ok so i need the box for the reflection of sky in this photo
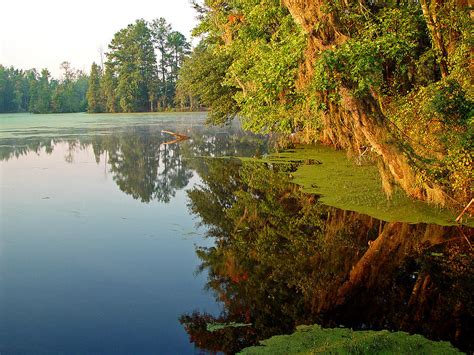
[0,142,219,354]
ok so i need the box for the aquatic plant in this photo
[239,325,462,354]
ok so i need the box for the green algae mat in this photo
[239,325,461,354]
[248,145,471,226]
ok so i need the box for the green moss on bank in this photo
[239,325,462,354]
[247,145,471,226]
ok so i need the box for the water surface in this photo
[0,112,267,354]
[0,113,472,354]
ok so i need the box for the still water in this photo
[0,113,472,354]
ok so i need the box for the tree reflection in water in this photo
[0,122,268,204]
[182,159,473,354]
[2,120,471,352]
[100,128,193,203]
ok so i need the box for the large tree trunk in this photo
[420,0,450,78]
[282,0,452,205]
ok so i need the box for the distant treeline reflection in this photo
[181,160,473,354]
[0,124,268,203]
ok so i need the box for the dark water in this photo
[0,113,472,354]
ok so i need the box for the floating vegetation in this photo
[239,325,462,354]
[247,145,472,226]
[207,322,252,332]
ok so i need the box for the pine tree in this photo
[32,69,52,113]
[102,65,117,113]
[87,62,104,112]
[105,19,157,112]
[150,18,172,109]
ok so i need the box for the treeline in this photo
[177,0,473,206]
[0,62,88,113]
[0,17,191,114]
[87,18,191,113]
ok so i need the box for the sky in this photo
[0,0,199,78]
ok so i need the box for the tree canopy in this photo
[100,18,191,113]
[0,63,88,114]
[177,0,473,206]
[1,18,191,114]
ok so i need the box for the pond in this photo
[0,113,472,354]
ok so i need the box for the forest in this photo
[177,0,472,208]
[0,1,472,206]
[0,62,88,114]
[0,18,190,114]
[1,2,472,353]
[88,18,191,113]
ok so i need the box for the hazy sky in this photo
[0,0,198,78]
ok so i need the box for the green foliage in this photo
[166,30,191,98]
[313,6,426,99]
[106,19,157,113]
[0,64,88,114]
[147,17,191,110]
[0,65,30,113]
[2,17,188,115]
[387,76,473,200]
[430,79,473,124]
[99,18,191,113]
[102,66,118,113]
[51,62,89,113]
[230,14,306,133]
[178,0,306,131]
[87,63,104,113]
[150,17,172,109]
[30,69,52,113]
[239,325,462,354]
[430,146,473,197]
[177,43,239,124]
[183,0,472,202]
